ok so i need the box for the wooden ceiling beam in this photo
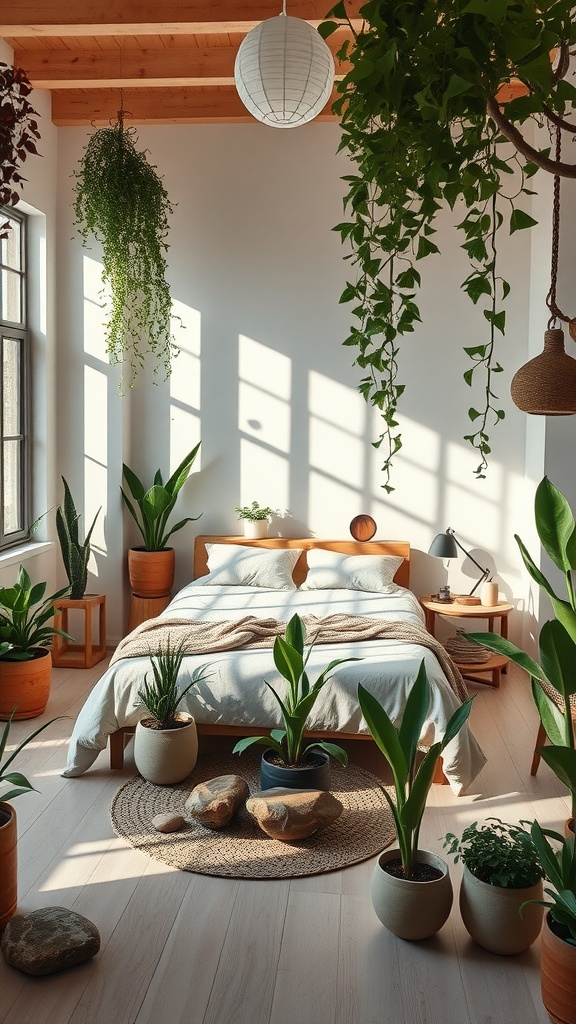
[15,31,352,89]
[50,85,341,125]
[1,1,363,36]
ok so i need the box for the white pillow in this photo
[201,544,302,589]
[301,549,404,592]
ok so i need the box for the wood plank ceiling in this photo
[0,1,363,126]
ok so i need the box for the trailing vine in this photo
[320,0,576,490]
[0,63,41,233]
[73,113,178,389]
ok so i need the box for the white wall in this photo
[52,122,537,643]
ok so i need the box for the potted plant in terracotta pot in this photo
[0,706,62,927]
[235,501,275,539]
[233,613,359,791]
[443,818,544,955]
[358,662,473,940]
[0,567,72,720]
[121,442,202,598]
[133,638,207,785]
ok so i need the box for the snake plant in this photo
[56,477,101,599]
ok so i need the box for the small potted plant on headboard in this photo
[235,501,275,539]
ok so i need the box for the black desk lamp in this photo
[428,527,490,602]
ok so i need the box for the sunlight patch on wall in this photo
[446,440,504,550]
[239,335,291,401]
[82,255,108,362]
[240,437,289,509]
[309,371,364,489]
[309,470,361,533]
[84,364,107,558]
[373,414,440,528]
[170,300,201,407]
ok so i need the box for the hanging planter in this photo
[72,111,178,389]
[320,1,576,490]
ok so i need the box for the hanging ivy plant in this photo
[0,63,41,232]
[73,114,177,389]
[320,0,576,491]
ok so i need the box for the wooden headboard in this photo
[193,536,411,589]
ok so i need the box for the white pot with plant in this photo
[133,639,207,785]
[443,818,544,954]
[358,663,473,940]
[233,613,359,791]
[235,502,274,539]
[0,706,61,927]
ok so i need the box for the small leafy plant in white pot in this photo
[133,639,207,785]
[443,818,544,955]
[235,502,275,539]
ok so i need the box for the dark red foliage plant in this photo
[0,63,41,231]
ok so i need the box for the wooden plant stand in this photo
[127,594,172,634]
[52,595,107,669]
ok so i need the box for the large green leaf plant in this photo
[121,442,202,551]
[359,661,473,878]
[233,613,360,767]
[320,1,576,489]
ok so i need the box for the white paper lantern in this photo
[234,14,336,128]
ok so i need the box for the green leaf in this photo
[535,477,576,573]
[510,209,539,234]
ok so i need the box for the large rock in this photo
[1,907,100,975]
[246,787,343,841]
[185,774,249,829]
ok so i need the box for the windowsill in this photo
[0,540,53,570]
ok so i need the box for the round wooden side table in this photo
[418,596,513,688]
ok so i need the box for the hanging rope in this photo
[546,126,569,328]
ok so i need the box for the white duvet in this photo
[63,582,486,794]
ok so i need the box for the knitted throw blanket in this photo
[109,612,469,704]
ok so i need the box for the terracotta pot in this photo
[541,912,576,1024]
[242,521,268,539]
[133,713,198,785]
[371,848,453,940]
[459,865,543,954]
[0,802,17,929]
[0,648,52,720]
[128,547,175,598]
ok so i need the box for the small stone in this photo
[246,787,343,841]
[152,813,185,833]
[1,907,100,976]
[185,774,249,829]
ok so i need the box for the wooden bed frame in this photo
[108,534,451,780]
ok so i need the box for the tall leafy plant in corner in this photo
[73,113,177,390]
[320,1,576,490]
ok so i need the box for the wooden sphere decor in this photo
[350,515,377,541]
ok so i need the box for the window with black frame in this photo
[0,209,30,550]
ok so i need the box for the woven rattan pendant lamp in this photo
[511,129,576,414]
[234,1,335,128]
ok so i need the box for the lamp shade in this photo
[429,532,458,559]
[234,15,335,128]
[511,329,576,415]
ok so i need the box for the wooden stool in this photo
[127,593,172,633]
[52,594,106,668]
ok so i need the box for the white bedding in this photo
[63,582,486,794]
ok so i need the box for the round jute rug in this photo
[110,751,396,879]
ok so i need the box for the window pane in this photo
[3,439,23,535]
[1,219,21,271]
[3,337,21,436]
[1,269,21,324]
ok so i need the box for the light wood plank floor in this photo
[0,660,568,1024]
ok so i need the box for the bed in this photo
[63,536,486,794]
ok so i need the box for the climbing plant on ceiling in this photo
[73,112,177,390]
[320,0,576,491]
[0,63,41,228]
